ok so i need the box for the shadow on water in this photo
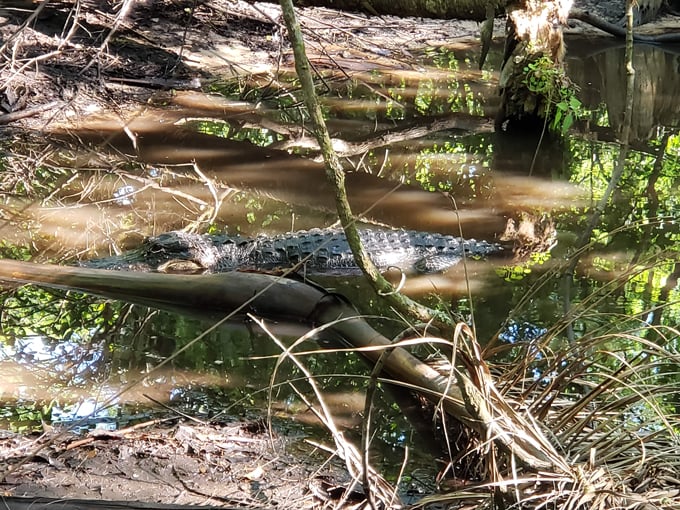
[1,36,679,480]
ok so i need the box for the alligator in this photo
[82,227,504,275]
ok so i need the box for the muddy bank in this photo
[0,419,352,507]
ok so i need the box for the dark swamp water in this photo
[0,36,679,486]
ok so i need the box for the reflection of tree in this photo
[569,44,680,144]
[630,132,675,262]
[569,130,680,329]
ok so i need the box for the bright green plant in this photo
[523,55,584,134]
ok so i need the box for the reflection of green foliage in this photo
[385,98,406,120]
[522,55,583,134]
[0,283,381,435]
[493,128,680,355]
[623,260,677,316]
[586,102,610,128]
[590,229,612,246]
[569,133,679,251]
[208,80,244,98]
[0,241,32,261]
[416,80,482,117]
[424,46,459,71]
[412,140,491,194]
[194,121,283,147]
[386,79,407,120]
[0,286,120,344]
[414,79,434,115]
[230,192,284,229]
[421,47,486,116]
[592,255,614,272]
[463,83,484,116]
[0,402,52,433]
[208,74,300,107]
[495,251,553,282]
[569,139,619,193]
[202,49,488,136]
[5,163,71,198]
[668,133,680,156]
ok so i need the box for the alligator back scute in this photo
[302,229,356,272]
[413,232,461,252]
[415,254,462,274]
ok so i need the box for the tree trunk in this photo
[294,0,508,20]
[493,0,574,131]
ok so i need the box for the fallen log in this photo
[570,8,680,43]
[0,496,239,510]
[0,259,561,470]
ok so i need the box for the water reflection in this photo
[566,38,680,143]
[0,300,374,434]
[36,116,583,246]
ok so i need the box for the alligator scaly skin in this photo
[83,228,502,275]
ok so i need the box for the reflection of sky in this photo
[4,335,104,385]
[114,185,136,206]
[499,321,549,382]
[51,397,120,432]
[1,335,121,431]
[499,321,547,345]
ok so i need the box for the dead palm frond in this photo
[409,297,680,509]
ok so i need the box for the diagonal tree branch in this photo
[278,0,456,329]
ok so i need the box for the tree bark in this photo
[495,0,573,131]
[293,0,508,20]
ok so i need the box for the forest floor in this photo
[0,0,678,507]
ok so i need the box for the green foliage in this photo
[522,55,584,134]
